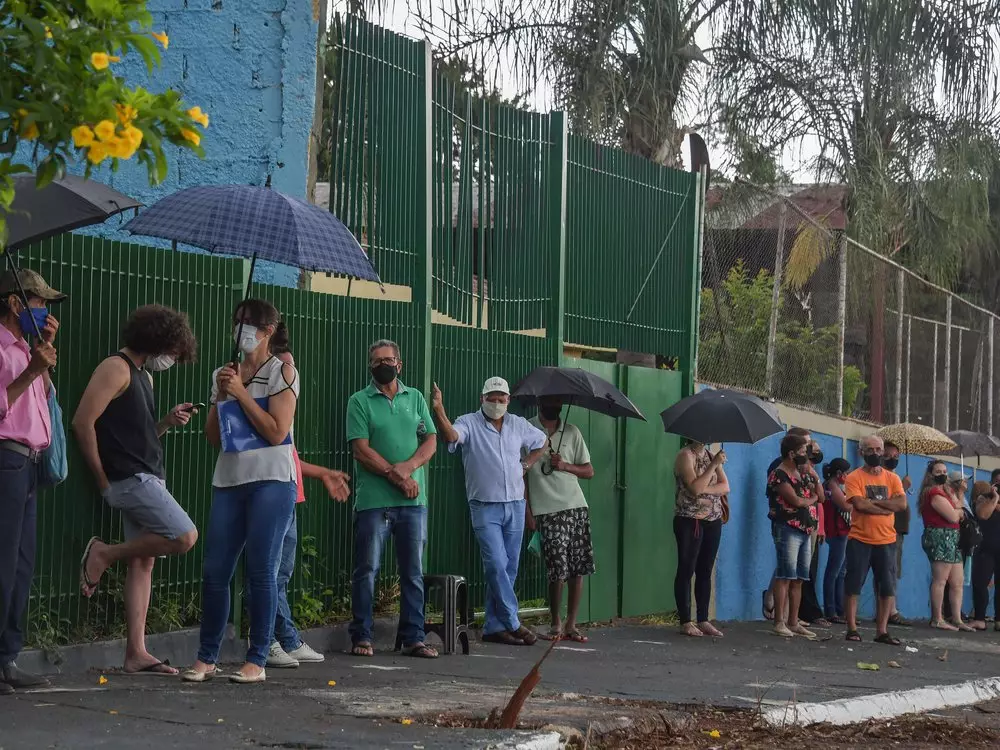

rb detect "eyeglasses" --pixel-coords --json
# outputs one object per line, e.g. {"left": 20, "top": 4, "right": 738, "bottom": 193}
{"left": 371, "top": 357, "right": 399, "bottom": 367}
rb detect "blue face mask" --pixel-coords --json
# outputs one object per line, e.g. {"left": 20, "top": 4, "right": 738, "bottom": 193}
{"left": 18, "top": 306, "right": 48, "bottom": 338}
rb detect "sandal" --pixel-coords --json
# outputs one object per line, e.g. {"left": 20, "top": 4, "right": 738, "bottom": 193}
{"left": 80, "top": 536, "right": 101, "bottom": 597}
{"left": 845, "top": 630, "right": 862, "bottom": 642}
{"left": 564, "top": 629, "right": 589, "bottom": 643}
{"left": 181, "top": 665, "right": 221, "bottom": 683}
{"left": 539, "top": 629, "right": 564, "bottom": 642}
{"left": 762, "top": 590, "right": 775, "bottom": 621}
{"left": 350, "top": 642, "right": 374, "bottom": 657}
{"left": 401, "top": 643, "right": 438, "bottom": 659}
{"left": 828, "top": 616, "right": 847, "bottom": 625}
{"left": 874, "top": 632, "right": 902, "bottom": 646}
{"left": 482, "top": 631, "right": 526, "bottom": 646}
{"left": 513, "top": 626, "right": 538, "bottom": 646}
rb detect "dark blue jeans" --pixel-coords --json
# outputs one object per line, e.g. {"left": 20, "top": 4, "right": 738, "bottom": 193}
{"left": 198, "top": 481, "right": 296, "bottom": 667}
{"left": 245, "top": 508, "right": 303, "bottom": 653}
{"left": 0, "top": 449, "right": 37, "bottom": 664}
{"left": 350, "top": 506, "right": 426, "bottom": 647}
{"left": 823, "top": 535, "right": 848, "bottom": 618}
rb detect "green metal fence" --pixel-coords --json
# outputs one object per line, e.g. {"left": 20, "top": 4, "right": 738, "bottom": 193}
{"left": 18, "top": 16, "right": 702, "bottom": 648}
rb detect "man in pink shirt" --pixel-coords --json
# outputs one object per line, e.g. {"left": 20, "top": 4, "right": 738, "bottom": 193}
{"left": 0, "top": 269, "right": 62, "bottom": 695}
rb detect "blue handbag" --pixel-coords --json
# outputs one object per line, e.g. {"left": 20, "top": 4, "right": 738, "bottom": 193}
{"left": 218, "top": 397, "right": 292, "bottom": 453}
{"left": 40, "top": 388, "right": 68, "bottom": 487}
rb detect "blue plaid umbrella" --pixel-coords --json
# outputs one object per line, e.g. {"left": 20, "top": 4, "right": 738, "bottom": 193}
{"left": 123, "top": 184, "right": 380, "bottom": 283}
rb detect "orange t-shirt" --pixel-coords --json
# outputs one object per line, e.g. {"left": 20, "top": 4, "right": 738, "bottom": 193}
{"left": 844, "top": 467, "right": 903, "bottom": 546}
{"left": 294, "top": 450, "right": 306, "bottom": 503}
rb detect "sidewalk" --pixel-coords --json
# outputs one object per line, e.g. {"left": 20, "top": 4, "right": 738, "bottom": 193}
{"left": 3, "top": 620, "right": 1000, "bottom": 748}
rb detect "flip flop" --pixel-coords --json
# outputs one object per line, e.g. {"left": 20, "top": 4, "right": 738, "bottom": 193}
{"left": 401, "top": 643, "right": 438, "bottom": 659}
{"left": 80, "top": 536, "right": 101, "bottom": 596}
{"left": 874, "top": 632, "right": 902, "bottom": 646}
{"left": 350, "top": 642, "right": 374, "bottom": 657}
{"left": 762, "top": 590, "right": 775, "bottom": 621}
{"left": 564, "top": 630, "right": 589, "bottom": 643}
{"left": 538, "top": 630, "right": 564, "bottom": 642}
{"left": 121, "top": 660, "right": 177, "bottom": 676}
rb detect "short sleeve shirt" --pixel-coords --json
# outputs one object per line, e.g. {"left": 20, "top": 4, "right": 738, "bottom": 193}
{"left": 766, "top": 467, "right": 819, "bottom": 532}
{"left": 346, "top": 380, "right": 436, "bottom": 511}
{"left": 844, "top": 467, "right": 904, "bottom": 546}
{"left": 448, "top": 411, "right": 546, "bottom": 503}
{"left": 210, "top": 356, "right": 299, "bottom": 488}
{"left": 526, "top": 418, "right": 590, "bottom": 516}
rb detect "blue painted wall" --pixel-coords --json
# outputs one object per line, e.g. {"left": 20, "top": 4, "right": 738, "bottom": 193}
{"left": 19, "top": 0, "right": 321, "bottom": 287}
{"left": 716, "top": 429, "right": 988, "bottom": 622}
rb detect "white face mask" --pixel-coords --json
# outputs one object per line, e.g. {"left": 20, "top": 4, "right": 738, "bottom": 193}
{"left": 482, "top": 401, "right": 508, "bottom": 420}
{"left": 234, "top": 324, "right": 261, "bottom": 355}
{"left": 146, "top": 354, "right": 176, "bottom": 372}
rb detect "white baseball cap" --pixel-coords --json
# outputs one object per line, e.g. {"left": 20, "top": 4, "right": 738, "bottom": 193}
{"left": 481, "top": 376, "right": 510, "bottom": 395}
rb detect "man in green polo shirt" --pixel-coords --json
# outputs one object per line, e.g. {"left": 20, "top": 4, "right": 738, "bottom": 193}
{"left": 526, "top": 396, "right": 595, "bottom": 643}
{"left": 345, "top": 339, "right": 438, "bottom": 659}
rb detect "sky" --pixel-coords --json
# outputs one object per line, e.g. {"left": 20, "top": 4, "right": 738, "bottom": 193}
{"left": 328, "top": 0, "right": 820, "bottom": 180}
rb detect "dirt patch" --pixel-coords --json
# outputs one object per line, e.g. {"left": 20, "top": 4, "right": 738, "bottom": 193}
{"left": 424, "top": 704, "right": 1000, "bottom": 749}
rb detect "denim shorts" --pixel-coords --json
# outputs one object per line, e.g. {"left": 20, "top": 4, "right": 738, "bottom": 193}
{"left": 772, "top": 522, "right": 812, "bottom": 580}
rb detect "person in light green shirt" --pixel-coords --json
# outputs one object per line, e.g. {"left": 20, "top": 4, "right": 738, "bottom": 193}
{"left": 344, "top": 339, "right": 438, "bottom": 659}
{"left": 526, "top": 396, "right": 595, "bottom": 643}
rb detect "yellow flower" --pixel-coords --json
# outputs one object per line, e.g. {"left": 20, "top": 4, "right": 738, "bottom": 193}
{"left": 21, "top": 122, "right": 39, "bottom": 140}
{"left": 16, "top": 108, "right": 27, "bottom": 119}
{"left": 107, "top": 136, "right": 138, "bottom": 160}
{"left": 180, "top": 128, "right": 201, "bottom": 147}
{"left": 87, "top": 143, "right": 110, "bottom": 165}
{"left": 706, "top": 729, "right": 721, "bottom": 739}
{"left": 98, "top": 675, "right": 108, "bottom": 685}
{"left": 151, "top": 31, "right": 169, "bottom": 49}
{"left": 123, "top": 125, "right": 143, "bottom": 149}
{"left": 94, "top": 120, "right": 117, "bottom": 142}
{"left": 115, "top": 104, "right": 138, "bottom": 125}
{"left": 72, "top": 125, "right": 96, "bottom": 147}
{"left": 45, "top": 26, "right": 53, "bottom": 40}
{"left": 90, "top": 52, "right": 120, "bottom": 70}
{"left": 187, "top": 106, "right": 209, "bottom": 128}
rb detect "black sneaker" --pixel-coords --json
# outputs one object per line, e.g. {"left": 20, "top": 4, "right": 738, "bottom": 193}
{"left": 1, "top": 663, "right": 50, "bottom": 689}
{"left": 888, "top": 612, "right": 912, "bottom": 627}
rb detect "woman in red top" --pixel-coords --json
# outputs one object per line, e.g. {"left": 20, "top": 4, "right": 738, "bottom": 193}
{"left": 919, "top": 461, "right": 970, "bottom": 631}
{"left": 821, "top": 458, "right": 852, "bottom": 623}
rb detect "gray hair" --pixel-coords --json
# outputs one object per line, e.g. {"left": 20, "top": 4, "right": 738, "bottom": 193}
{"left": 368, "top": 339, "right": 400, "bottom": 360}
{"left": 860, "top": 434, "right": 884, "bottom": 450}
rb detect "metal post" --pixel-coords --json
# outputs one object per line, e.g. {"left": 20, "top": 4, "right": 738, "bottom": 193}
{"left": 894, "top": 268, "right": 904, "bottom": 423}
{"left": 990, "top": 316, "right": 995, "bottom": 436}
{"left": 956, "top": 328, "right": 963, "bottom": 431}
{"left": 765, "top": 202, "right": 788, "bottom": 396}
{"left": 548, "top": 111, "right": 568, "bottom": 364}
{"left": 691, "top": 166, "right": 708, "bottom": 388}
{"left": 835, "top": 232, "right": 848, "bottom": 415}
{"left": 932, "top": 323, "right": 939, "bottom": 428}
{"left": 416, "top": 39, "right": 434, "bottom": 394}
{"left": 905, "top": 315, "right": 912, "bottom": 422}
{"left": 944, "top": 296, "right": 952, "bottom": 431}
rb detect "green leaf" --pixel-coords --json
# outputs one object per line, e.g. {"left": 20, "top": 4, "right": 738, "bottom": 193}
{"left": 35, "top": 158, "right": 60, "bottom": 189}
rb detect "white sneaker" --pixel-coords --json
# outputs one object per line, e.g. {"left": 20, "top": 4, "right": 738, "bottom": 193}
{"left": 286, "top": 642, "right": 325, "bottom": 663}
{"left": 266, "top": 642, "right": 299, "bottom": 668}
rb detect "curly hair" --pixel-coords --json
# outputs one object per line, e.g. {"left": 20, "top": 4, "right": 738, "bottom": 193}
{"left": 121, "top": 305, "right": 198, "bottom": 363}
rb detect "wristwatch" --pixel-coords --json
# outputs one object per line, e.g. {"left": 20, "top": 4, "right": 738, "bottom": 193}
{"left": 520, "top": 459, "right": 530, "bottom": 473}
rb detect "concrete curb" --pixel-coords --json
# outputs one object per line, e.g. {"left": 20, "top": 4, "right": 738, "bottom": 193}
{"left": 761, "top": 675, "right": 1000, "bottom": 727}
{"left": 488, "top": 732, "right": 563, "bottom": 750}
{"left": 16, "top": 618, "right": 400, "bottom": 675}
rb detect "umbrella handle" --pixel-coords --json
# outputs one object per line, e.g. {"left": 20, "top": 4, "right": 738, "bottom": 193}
{"left": 229, "top": 252, "right": 259, "bottom": 364}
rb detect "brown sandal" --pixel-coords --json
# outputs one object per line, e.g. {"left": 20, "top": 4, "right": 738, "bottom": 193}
{"left": 350, "top": 642, "right": 374, "bottom": 657}
{"left": 482, "top": 631, "right": 525, "bottom": 646}
{"left": 513, "top": 626, "right": 538, "bottom": 645}
{"left": 401, "top": 643, "right": 438, "bottom": 658}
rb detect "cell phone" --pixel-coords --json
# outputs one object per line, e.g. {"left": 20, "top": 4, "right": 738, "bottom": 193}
{"left": 183, "top": 403, "right": 207, "bottom": 412}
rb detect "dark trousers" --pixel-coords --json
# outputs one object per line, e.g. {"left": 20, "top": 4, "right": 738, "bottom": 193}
{"left": 673, "top": 516, "right": 722, "bottom": 623}
{"left": 0, "top": 449, "right": 38, "bottom": 664}
{"left": 972, "top": 546, "right": 1000, "bottom": 621}
{"left": 799, "top": 537, "right": 824, "bottom": 622}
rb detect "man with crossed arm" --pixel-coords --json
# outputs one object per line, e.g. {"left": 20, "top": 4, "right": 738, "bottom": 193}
{"left": 843, "top": 434, "right": 908, "bottom": 646}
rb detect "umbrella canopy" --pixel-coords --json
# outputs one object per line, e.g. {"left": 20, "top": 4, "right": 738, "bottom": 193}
{"left": 875, "top": 423, "right": 956, "bottom": 455}
{"left": 659, "top": 388, "right": 783, "bottom": 445}
{"left": 5, "top": 174, "right": 141, "bottom": 251}
{"left": 123, "top": 184, "right": 380, "bottom": 282}
{"left": 942, "top": 430, "right": 1000, "bottom": 458}
{"left": 511, "top": 366, "right": 645, "bottom": 420}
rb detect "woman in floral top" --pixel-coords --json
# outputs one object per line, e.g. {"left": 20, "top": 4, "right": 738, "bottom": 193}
{"left": 767, "top": 434, "right": 821, "bottom": 639}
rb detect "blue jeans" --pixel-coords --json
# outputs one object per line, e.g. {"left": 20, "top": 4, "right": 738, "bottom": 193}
{"left": 0, "top": 449, "right": 37, "bottom": 664}
{"left": 823, "top": 535, "right": 848, "bottom": 618}
{"left": 350, "top": 506, "right": 427, "bottom": 647}
{"left": 245, "top": 509, "right": 302, "bottom": 652}
{"left": 469, "top": 499, "right": 525, "bottom": 635}
{"left": 197, "top": 481, "right": 296, "bottom": 667}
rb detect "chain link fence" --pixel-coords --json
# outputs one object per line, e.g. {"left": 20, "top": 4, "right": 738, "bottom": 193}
{"left": 700, "top": 182, "right": 1000, "bottom": 434}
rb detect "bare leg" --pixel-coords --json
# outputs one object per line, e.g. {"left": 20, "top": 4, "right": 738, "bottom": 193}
{"left": 876, "top": 594, "right": 893, "bottom": 635}
{"left": 122, "top": 557, "right": 177, "bottom": 674}
{"left": 846, "top": 594, "right": 859, "bottom": 632}
{"left": 564, "top": 577, "right": 584, "bottom": 633}
{"left": 929, "top": 561, "right": 955, "bottom": 628}
{"left": 86, "top": 530, "right": 197, "bottom": 594}
{"left": 548, "top": 580, "right": 564, "bottom": 635}
{"left": 773, "top": 579, "right": 791, "bottom": 629}
{"left": 787, "top": 580, "right": 803, "bottom": 628}
{"left": 948, "top": 563, "right": 973, "bottom": 630}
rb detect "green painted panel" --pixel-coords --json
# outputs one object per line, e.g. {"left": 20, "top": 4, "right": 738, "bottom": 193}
{"left": 560, "top": 357, "right": 621, "bottom": 624}
{"left": 620, "top": 366, "right": 683, "bottom": 617}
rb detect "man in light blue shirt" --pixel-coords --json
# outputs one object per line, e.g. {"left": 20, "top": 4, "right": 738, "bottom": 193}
{"left": 432, "top": 376, "right": 546, "bottom": 646}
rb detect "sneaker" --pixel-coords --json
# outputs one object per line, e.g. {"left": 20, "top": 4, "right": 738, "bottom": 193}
{"left": 265, "top": 642, "right": 299, "bottom": 669}
{"left": 1, "top": 663, "right": 49, "bottom": 689}
{"left": 286, "top": 642, "right": 325, "bottom": 664}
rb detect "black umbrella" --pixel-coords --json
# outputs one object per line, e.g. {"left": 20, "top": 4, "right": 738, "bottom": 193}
{"left": 943, "top": 430, "right": 1000, "bottom": 467}
{"left": 660, "top": 388, "right": 783, "bottom": 445}
{"left": 511, "top": 366, "right": 645, "bottom": 420}
{"left": 5, "top": 174, "right": 141, "bottom": 251}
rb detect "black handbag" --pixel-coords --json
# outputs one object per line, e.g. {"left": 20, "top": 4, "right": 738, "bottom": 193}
{"left": 959, "top": 508, "right": 984, "bottom": 556}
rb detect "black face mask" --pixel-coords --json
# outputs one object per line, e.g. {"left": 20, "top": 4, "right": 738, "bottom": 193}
{"left": 809, "top": 451, "right": 824, "bottom": 465}
{"left": 863, "top": 453, "right": 882, "bottom": 468}
{"left": 882, "top": 457, "right": 899, "bottom": 471}
{"left": 371, "top": 363, "right": 397, "bottom": 386}
{"left": 539, "top": 406, "right": 561, "bottom": 421}
{"left": 933, "top": 474, "right": 948, "bottom": 485}
{"left": 793, "top": 454, "right": 809, "bottom": 466}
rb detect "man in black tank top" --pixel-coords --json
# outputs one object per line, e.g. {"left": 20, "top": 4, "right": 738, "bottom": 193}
{"left": 72, "top": 306, "right": 200, "bottom": 675}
